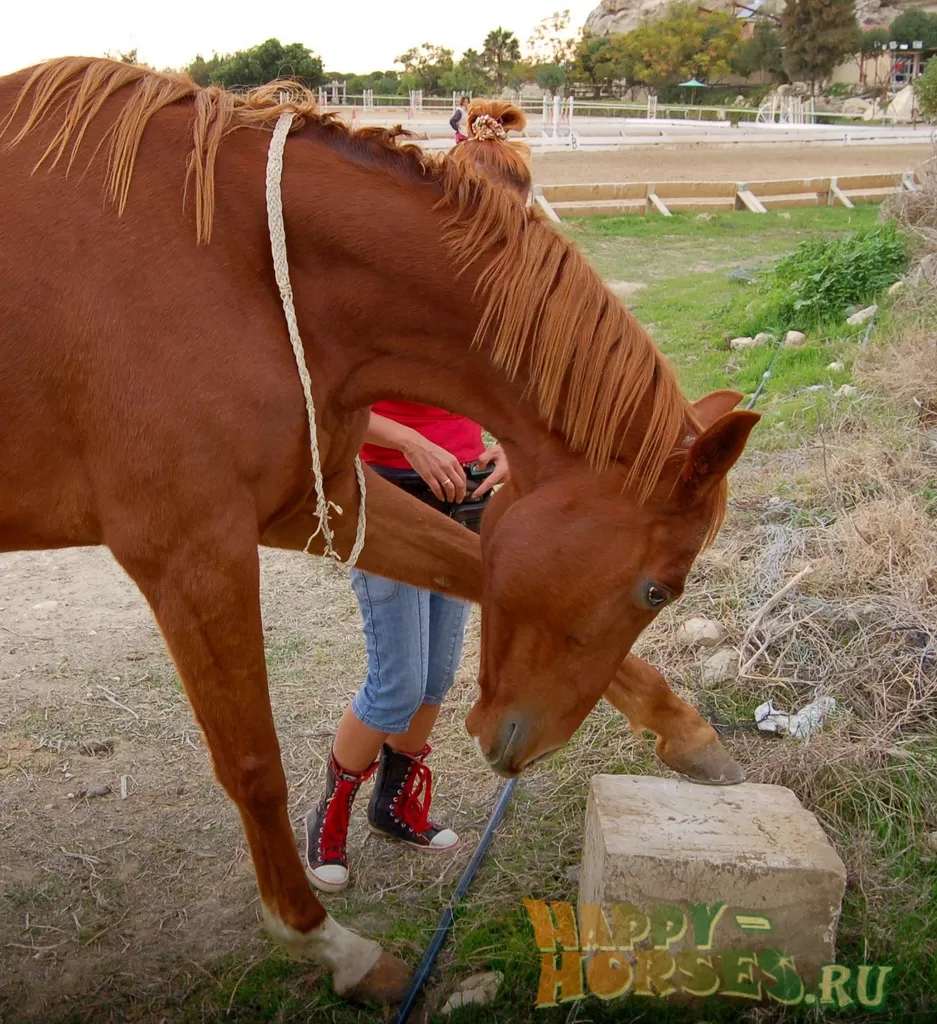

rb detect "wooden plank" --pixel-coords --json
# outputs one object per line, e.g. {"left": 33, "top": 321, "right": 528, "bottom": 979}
{"left": 828, "top": 178, "right": 855, "bottom": 209}
{"left": 663, "top": 198, "right": 735, "bottom": 212}
{"left": 534, "top": 193, "right": 562, "bottom": 223}
{"left": 760, "top": 195, "right": 824, "bottom": 208}
{"left": 652, "top": 180, "right": 737, "bottom": 200}
{"left": 746, "top": 177, "right": 831, "bottom": 198}
{"left": 540, "top": 182, "right": 647, "bottom": 203}
{"left": 646, "top": 189, "right": 672, "bottom": 217}
{"left": 551, "top": 200, "right": 646, "bottom": 218}
{"left": 836, "top": 172, "right": 903, "bottom": 191}
{"left": 736, "top": 189, "right": 768, "bottom": 214}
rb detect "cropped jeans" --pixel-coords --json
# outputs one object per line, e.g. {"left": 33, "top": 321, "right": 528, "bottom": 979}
{"left": 349, "top": 569, "right": 471, "bottom": 734}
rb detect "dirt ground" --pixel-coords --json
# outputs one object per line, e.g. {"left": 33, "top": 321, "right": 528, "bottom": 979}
{"left": 531, "top": 142, "right": 934, "bottom": 184}
{"left": 0, "top": 546, "right": 502, "bottom": 1021}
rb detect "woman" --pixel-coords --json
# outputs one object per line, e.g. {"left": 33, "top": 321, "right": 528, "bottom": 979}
{"left": 449, "top": 95, "right": 471, "bottom": 143}
{"left": 305, "top": 401, "right": 508, "bottom": 892}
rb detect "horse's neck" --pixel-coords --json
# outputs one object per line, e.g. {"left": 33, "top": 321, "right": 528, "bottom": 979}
{"left": 282, "top": 136, "right": 676, "bottom": 490}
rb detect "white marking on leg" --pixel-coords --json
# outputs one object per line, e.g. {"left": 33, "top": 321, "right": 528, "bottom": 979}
{"left": 262, "top": 906, "right": 381, "bottom": 994}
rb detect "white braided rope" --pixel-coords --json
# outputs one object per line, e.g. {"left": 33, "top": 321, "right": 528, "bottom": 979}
{"left": 265, "top": 112, "right": 367, "bottom": 566}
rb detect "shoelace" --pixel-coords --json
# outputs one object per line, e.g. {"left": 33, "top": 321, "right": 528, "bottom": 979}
{"left": 320, "top": 758, "right": 376, "bottom": 861}
{"left": 396, "top": 747, "right": 434, "bottom": 835}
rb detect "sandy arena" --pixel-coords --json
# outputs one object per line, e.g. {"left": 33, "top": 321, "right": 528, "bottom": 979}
{"left": 530, "top": 142, "right": 934, "bottom": 184}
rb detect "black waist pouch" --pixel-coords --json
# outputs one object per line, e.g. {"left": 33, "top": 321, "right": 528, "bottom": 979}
{"left": 370, "top": 464, "right": 491, "bottom": 535}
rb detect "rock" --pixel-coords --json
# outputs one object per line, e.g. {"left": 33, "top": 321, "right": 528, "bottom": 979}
{"left": 678, "top": 617, "right": 724, "bottom": 648}
{"left": 32, "top": 600, "right": 59, "bottom": 611}
{"left": 584, "top": 0, "right": 735, "bottom": 36}
{"left": 727, "top": 266, "right": 757, "bottom": 283}
{"left": 784, "top": 330, "right": 806, "bottom": 347}
{"left": 888, "top": 279, "right": 904, "bottom": 296}
{"left": 729, "top": 336, "right": 757, "bottom": 351}
{"left": 778, "top": 211, "right": 792, "bottom": 220}
{"left": 579, "top": 775, "right": 847, "bottom": 989}
{"left": 843, "top": 98, "right": 872, "bottom": 116}
{"left": 440, "top": 971, "right": 503, "bottom": 1015}
{"left": 734, "top": 95, "right": 746, "bottom": 107}
{"left": 827, "top": 361, "right": 845, "bottom": 371}
{"left": 70, "top": 785, "right": 111, "bottom": 800}
{"left": 753, "top": 332, "right": 775, "bottom": 346}
{"left": 696, "top": 212, "right": 715, "bottom": 222}
{"left": 701, "top": 647, "right": 739, "bottom": 683}
{"left": 837, "top": 384, "right": 858, "bottom": 396}
{"left": 847, "top": 304, "right": 878, "bottom": 326}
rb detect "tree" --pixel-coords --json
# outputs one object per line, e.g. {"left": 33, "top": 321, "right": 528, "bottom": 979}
{"left": 620, "top": 4, "right": 741, "bottom": 91}
{"left": 890, "top": 10, "right": 937, "bottom": 51}
{"left": 732, "top": 20, "right": 786, "bottom": 80}
{"left": 506, "top": 60, "right": 537, "bottom": 90}
{"left": 781, "top": 0, "right": 858, "bottom": 94}
{"left": 855, "top": 27, "right": 889, "bottom": 86}
{"left": 482, "top": 27, "right": 521, "bottom": 91}
{"left": 394, "top": 43, "right": 454, "bottom": 93}
{"left": 528, "top": 10, "right": 578, "bottom": 68}
{"left": 535, "top": 63, "right": 567, "bottom": 96}
{"left": 183, "top": 39, "right": 323, "bottom": 89}
{"left": 572, "top": 34, "right": 635, "bottom": 95}
{"left": 442, "top": 49, "right": 492, "bottom": 93}
{"left": 915, "top": 57, "right": 937, "bottom": 120}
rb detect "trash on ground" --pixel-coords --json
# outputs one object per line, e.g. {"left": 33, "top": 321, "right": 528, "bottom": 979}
{"left": 755, "top": 696, "right": 837, "bottom": 740}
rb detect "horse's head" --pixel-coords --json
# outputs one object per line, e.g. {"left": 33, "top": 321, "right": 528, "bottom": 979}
{"left": 466, "top": 391, "right": 758, "bottom": 776}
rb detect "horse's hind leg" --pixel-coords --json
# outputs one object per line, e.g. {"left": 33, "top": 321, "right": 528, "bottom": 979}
{"left": 109, "top": 521, "right": 410, "bottom": 1003}
{"left": 604, "top": 655, "right": 745, "bottom": 785}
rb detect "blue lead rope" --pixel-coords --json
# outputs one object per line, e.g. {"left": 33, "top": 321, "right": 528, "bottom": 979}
{"left": 394, "top": 777, "right": 518, "bottom": 1023}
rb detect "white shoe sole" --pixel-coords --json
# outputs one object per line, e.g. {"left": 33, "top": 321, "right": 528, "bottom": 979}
{"left": 305, "top": 862, "right": 350, "bottom": 893}
{"left": 368, "top": 824, "right": 461, "bottom": 852}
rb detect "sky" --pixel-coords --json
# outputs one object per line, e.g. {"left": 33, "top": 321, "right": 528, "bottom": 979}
{"left": 1, "top": 2, "right": 598, "bottom": 77}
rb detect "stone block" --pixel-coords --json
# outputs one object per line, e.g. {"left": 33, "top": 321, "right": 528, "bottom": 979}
{"left": 579, "top": 775, "right": 846, "bottom": 996}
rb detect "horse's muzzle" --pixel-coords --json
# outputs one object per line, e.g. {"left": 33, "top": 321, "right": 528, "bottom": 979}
{"left": 472, "top": 711, "right": 561, "bottom": 777}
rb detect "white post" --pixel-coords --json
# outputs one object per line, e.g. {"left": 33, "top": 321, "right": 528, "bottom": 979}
{"left": 553, "top": 94, "right": 561, "bottom": 137}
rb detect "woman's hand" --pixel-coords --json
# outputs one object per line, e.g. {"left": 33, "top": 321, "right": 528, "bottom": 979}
{"left": 403, "top": 436, "right": 467, "bottom": 503}
{"left": 472, "top": 443, "right": 509, "bottom": 498}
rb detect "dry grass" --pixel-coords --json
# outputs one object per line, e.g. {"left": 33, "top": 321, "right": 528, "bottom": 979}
{"left": 885, "top": 144, "right": 937, "bottom": 292}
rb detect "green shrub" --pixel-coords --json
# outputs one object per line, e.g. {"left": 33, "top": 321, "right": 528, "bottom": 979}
{"left": 730, "top": 222, "right": 908, "bottom": 334}
{"left": 915, "top": 59, "right": 937, "bottom": 121}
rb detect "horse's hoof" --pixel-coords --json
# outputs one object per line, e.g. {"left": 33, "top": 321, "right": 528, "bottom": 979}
{"left": 659, "top": 739, "right": 746, "bottom": 785}
{"left": 344, "top": 950, "right": 412, "bottom": 1005}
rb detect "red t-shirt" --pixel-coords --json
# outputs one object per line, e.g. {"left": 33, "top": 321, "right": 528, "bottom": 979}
{"left": 361, "top": 400, "right": 484, "bottom": 469}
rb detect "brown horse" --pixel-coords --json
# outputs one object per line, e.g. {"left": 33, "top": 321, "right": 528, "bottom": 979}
{"left": 0, "top": 58, "right": 758, "bottom": 1002}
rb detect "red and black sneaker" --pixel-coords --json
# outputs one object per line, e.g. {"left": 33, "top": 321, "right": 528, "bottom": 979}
{"left": 367, "top": 743, "right": 460, "bottom": 851}
{"left": 304, "top": 750, "right": 377, "bottom": 892}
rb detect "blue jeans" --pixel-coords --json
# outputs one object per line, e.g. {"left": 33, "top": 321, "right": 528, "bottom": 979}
{"left": 349, "top": 569, "right": 471, "bottom": 734}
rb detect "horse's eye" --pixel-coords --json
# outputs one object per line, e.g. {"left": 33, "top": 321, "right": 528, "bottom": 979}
{"left": 646, "top": 585, "right": 668, "bottom": 608}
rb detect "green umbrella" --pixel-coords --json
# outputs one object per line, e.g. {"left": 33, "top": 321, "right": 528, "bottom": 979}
{"left": 679, "top": 77, "right": 706, "bottom": 106}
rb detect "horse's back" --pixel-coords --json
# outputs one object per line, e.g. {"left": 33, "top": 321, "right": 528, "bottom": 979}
{"left": 0, "top": 74, "right": 309, "bottom": 555}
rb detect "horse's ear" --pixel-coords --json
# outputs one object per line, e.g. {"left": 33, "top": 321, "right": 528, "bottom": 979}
{"left": 691, "top": 390, "right": 744, "bottom": 428}
{"left": 683, "top": 410, "right": 760, "bottom": 493}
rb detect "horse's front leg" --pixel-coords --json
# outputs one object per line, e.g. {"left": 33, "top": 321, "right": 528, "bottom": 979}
{"left": 263, "top": 465, "right": 483, "bottom": 600}
{"left": 109, "top": 513, "right": 409, "bottom": 1003}
{"left": 604, "top": 655, "right": 745, "bottom": 785}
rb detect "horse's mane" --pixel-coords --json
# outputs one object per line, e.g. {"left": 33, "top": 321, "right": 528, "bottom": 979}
{"left": 3, "top": 57, "right": 719, "bottom": 517}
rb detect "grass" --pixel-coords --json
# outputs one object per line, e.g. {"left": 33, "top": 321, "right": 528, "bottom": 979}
{"left": 8, "top": 204, "right": 936, "bottom": 1024}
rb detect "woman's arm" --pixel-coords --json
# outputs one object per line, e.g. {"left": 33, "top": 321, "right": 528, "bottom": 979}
{"left": 366, "top": 413, "right": 467, "bottom": 502}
